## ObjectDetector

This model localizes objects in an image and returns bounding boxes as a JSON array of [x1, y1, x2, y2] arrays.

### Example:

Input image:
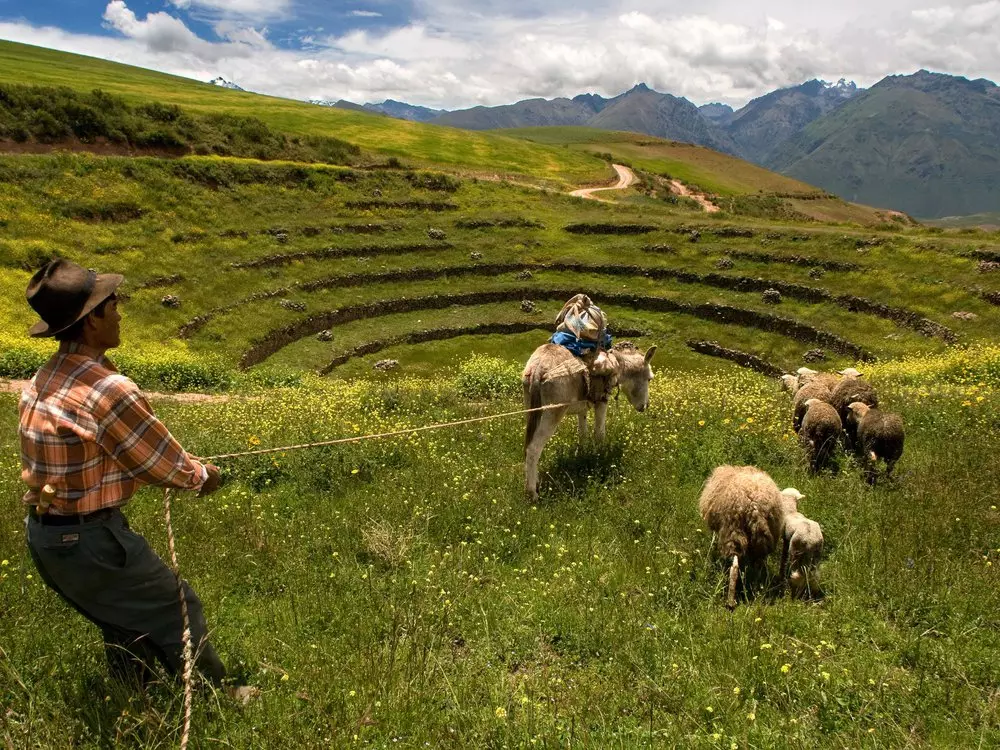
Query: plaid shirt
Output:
[[19, 342, 207, 516]]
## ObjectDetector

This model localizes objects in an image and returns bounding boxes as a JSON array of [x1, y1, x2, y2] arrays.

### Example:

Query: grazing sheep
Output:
[[847, 402, 905, 484], [779, 490, 824, 599], [698, 465, 800, 609], [780, 373, 799, 393], [800, 398, 843, 473], [830, 372, 879, 446], [796, 367, 841, 389], [792, 381, 834, 432]]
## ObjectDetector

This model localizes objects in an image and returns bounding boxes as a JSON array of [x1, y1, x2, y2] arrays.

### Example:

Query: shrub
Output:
[[455, 355, 522, 400]]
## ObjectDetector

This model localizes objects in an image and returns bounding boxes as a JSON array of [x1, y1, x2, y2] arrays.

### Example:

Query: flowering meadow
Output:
[[2, 345, 999, 748]]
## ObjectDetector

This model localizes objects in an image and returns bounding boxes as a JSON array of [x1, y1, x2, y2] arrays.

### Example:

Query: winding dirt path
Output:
[[668, 179, 720, 213], [569, 164, 636, 201], [1, 379, 229, 403]]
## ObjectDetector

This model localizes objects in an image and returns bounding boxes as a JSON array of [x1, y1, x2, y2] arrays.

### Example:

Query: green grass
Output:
[[0, 41, 607, 186], [2, 42, 1000, 748], [2, 347, 1000, 747]]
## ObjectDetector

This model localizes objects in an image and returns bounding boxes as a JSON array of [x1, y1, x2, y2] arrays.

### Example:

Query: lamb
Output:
[[698, 465, 801, 609], [779, 490, 824, 599], [846, 402, 905, 484], [800, 399, 843, 473], [792, 380, 833, 432]]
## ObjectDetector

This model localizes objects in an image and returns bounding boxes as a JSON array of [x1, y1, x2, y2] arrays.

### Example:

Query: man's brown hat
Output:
[[25, 259, 123, 338]]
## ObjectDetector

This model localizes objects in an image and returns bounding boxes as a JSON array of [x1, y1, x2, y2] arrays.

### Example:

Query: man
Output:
[[19, 258, 249, 698]]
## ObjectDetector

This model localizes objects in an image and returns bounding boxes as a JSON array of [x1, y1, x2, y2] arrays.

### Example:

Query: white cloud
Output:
[[350, 10, 384, 17], [167, 0, 293, 20], [2, 0, 999, 110]]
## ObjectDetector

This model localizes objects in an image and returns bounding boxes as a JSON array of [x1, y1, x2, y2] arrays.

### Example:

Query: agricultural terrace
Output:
[[1, 42, 1000, 748]]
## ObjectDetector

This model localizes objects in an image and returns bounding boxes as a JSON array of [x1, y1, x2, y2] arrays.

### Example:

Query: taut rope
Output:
[[200, 402, 570, 461], [163, 400, 570, 747]]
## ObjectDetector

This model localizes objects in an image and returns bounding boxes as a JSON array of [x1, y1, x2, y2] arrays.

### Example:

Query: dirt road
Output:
[[1, 379, 228, 403], [569, 164, 636, 201], [668, 179, 720, 213]]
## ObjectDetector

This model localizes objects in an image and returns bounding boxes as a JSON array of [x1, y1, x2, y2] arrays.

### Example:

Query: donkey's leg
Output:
[[593, 401, 609, 443], [525, 409, 564, 500], [577, 412, 588, 445]]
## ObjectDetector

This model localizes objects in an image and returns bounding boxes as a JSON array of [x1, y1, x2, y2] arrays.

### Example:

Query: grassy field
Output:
[[502, 128, 900, 224], [2, 42, 1000, 749], [2, 347, 1000, 747], [0, 41, 607, 187]]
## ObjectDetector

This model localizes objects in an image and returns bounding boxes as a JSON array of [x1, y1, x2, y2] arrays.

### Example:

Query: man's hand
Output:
[[198, 463, 222, 497]]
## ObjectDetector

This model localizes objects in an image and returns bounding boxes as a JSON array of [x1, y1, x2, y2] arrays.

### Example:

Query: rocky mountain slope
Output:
[[727, 79, 860, 162], [767, 71, 1000, 218]]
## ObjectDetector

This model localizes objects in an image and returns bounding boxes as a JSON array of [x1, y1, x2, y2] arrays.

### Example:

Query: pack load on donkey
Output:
[[551, 293, 616, 401]]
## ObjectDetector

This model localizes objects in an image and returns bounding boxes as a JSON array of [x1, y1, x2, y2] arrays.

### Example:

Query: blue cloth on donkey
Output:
[[550, 294, 612, 355]]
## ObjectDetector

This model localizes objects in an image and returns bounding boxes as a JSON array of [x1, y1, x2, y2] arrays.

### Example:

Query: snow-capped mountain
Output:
[[209, 77, 244, 91]]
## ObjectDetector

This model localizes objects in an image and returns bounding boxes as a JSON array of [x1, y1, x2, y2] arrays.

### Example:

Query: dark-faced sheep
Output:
[[800, 398, 843, 473], [698, 465, 801, 609], [779, 491, 824, 599], [846, 402, 904, 484], [830, 370, 878, 446]]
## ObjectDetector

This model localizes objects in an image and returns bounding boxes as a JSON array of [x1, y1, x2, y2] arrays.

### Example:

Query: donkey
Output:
[[522, 341, 656, 500]]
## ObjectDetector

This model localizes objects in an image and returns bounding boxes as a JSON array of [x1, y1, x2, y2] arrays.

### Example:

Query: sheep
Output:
[[792, 380, 834, 432], [778, 490, 824, 599], [780, 373, 799, 393], [846, 402, 904, 484], [830, 372, 879, 447], [698, 465, 801, 609], [796, 367, 841, 389], [800, 398, 843, 473]]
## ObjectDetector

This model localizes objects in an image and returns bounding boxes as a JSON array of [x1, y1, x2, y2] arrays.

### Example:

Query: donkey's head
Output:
[[612, 342, 657, 412]]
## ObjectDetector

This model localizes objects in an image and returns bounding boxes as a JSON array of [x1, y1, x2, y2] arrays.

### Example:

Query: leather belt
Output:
[[30, 507, 117, 526]]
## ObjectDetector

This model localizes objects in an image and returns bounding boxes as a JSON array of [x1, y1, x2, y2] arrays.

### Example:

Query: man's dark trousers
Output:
[[26, 508, 226, 686]]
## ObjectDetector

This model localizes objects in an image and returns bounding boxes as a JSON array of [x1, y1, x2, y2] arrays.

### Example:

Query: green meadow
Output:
[[2, 43, 1000, 749]]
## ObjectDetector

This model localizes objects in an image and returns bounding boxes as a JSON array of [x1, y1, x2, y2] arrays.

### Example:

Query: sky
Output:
[[0, 0, 998, 109]]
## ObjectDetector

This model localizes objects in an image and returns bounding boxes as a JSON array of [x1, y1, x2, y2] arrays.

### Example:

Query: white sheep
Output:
[[698, 465, 801, 609], [779, 490, 824, 599]]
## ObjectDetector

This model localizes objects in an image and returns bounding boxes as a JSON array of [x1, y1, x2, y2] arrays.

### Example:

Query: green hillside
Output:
[[2, 41, 1000, 750], [503, 127, 897, 223], [768, 71, 1000, 218], [0, 40, 606, 186]]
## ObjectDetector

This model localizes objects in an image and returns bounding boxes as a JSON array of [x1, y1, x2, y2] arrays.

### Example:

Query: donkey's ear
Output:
[[644, 345, 657, 364]]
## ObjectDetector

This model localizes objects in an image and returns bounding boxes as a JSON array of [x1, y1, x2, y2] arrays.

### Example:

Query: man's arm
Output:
[[96, 378, 214, 492]]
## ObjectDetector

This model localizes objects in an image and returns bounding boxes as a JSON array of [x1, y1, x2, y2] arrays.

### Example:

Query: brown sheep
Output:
[[698, 465, 801, 609], [800, 398, 843, 473], [792, 381, 833, 432], [846, 402, 904, 484], [830, 371, 878, 446], [797, 367, 841, 389]]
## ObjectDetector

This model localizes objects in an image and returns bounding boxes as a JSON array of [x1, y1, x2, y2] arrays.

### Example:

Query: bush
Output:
[[0, 347, 48, 379], [0, 83, 360, 165], [455, 355, 522, 400]]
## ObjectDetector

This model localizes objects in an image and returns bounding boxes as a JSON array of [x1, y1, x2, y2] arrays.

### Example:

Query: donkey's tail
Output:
[[524, 370, 543, 456]]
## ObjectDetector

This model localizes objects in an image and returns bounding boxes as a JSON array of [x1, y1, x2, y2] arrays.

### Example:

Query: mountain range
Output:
[[309, 72, 999, 219]]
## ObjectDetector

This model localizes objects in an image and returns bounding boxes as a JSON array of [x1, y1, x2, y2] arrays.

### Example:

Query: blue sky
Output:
[[0, 0, 997, 109]]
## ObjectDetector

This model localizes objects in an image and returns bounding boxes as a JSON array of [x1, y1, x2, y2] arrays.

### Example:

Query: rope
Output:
[[201, 402, 571, 461], [163, 488, 194, 750]]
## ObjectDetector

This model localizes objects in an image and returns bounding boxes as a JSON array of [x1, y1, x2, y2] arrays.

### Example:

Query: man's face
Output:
[[88, 296, 121, 349]]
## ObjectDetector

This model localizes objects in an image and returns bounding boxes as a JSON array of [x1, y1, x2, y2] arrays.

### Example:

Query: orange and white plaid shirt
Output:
[[19, 342, 207, 516]]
